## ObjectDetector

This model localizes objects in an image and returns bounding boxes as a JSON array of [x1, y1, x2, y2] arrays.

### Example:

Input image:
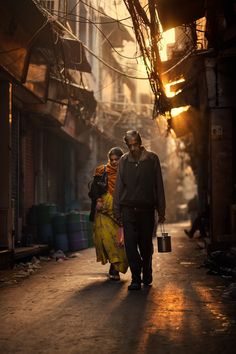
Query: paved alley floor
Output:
[[0, 221, 236, 354]]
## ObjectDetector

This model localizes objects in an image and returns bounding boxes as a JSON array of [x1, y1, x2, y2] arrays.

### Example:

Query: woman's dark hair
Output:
[[123, 130, 142, 145], [108, 147, 124, 158]]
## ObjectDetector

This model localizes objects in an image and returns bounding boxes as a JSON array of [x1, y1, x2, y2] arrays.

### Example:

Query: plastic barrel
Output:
[[67, 211, 82, 233], [67, 211, 88, 251], [52, 214, 69, 252], [53, 233, 69, 252], [38, 223, 53, 246], [37, 203, 57, 245], [53, 213, 67, 234], [67, 231, 88, 251], [37, 203, 57, 224], [78, 211, 93, 247]]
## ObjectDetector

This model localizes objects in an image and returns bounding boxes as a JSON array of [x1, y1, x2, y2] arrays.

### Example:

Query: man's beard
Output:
[[131, 150, 141, 159]]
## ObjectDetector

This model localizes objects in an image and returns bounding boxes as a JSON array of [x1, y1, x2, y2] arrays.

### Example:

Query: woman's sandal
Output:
[[109, 274, 120, 280], [109, 264, 120, 280]]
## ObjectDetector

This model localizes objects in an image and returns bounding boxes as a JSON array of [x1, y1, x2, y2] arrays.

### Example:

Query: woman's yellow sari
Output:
[[93, 191, 128, 273]]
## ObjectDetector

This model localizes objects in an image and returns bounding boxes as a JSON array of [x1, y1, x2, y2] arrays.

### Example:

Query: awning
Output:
[[0, 0, 92, 84], [55, 37, 91, 73], [170, 108, 194, 137], [23, 78, 69, 124], [155, 0, 205, 31], [0, 0, 53, 82], [100, 15, 134, 47], [70, 82, 97, 117], [23, 47, 50, 102], [170, 82, 198, 108], [163, 56, 205, 108], [51, 77, 97, 119]]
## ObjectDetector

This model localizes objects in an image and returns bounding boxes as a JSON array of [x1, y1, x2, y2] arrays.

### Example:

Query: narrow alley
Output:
[[1, 222, 236, 354], [1, 1, 236, 353]]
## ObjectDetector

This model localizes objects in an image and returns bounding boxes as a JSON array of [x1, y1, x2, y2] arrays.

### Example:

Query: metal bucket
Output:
[[157, 232, 172, 253]]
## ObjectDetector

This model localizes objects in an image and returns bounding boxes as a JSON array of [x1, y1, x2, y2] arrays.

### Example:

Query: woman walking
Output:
[[92, 147, 128, 280]]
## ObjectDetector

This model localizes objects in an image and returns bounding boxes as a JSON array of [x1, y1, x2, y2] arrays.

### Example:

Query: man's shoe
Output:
[[128, 282, 141, 291], [142, 279, 152, 286], [142, 273, 152, 286]]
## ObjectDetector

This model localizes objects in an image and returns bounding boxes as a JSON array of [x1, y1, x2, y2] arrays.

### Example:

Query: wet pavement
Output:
[[0, 221, 236, 354]]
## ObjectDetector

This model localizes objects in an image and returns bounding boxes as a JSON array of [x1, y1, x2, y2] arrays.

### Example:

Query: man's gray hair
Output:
[[123, 130, 142, 145]]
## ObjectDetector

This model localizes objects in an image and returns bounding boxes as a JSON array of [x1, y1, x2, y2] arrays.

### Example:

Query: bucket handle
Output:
[[159, 223, 167, 237]]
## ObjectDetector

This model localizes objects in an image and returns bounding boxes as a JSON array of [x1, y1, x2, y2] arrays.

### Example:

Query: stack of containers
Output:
[[67, 211, 89, 251], [37, 203, 57, 246], [52, 213, 69, 252], [79, 211, 94, 247]]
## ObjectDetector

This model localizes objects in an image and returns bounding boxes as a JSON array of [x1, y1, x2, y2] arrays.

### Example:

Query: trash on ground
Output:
[[222, 283, 236, 301], [201, 248, 236, 279], [51, 249, 68, 261]]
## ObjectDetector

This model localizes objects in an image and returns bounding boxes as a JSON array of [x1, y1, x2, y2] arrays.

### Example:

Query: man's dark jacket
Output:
[[113, 147, 166, 224]]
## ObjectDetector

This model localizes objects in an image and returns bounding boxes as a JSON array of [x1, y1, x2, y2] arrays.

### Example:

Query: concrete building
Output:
[[155, 0, 236, 246]]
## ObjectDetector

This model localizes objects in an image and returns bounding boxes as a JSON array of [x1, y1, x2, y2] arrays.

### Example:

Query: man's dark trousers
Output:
[[122, 207, 155, 284]]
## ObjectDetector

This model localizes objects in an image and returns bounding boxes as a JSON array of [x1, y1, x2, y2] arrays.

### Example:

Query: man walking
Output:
[[113, 130, 166, 290]]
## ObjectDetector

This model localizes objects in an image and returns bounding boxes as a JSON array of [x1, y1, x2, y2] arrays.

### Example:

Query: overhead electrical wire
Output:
[[31, 0, 202, 117], [51, 10, 142, 60], [94, 75, 120, 94], [0, 16, 51, 68], [162, 49, 196, 75], [68, 0, 81, 15], [33, 1, 149, 80], [75, 36, 149, 80], [52, 6, 143, 65], [0, 16, 51, 55], [79, 0, 134, 26], [122, 0, 172, 116], [52, 8, 133, 28]]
